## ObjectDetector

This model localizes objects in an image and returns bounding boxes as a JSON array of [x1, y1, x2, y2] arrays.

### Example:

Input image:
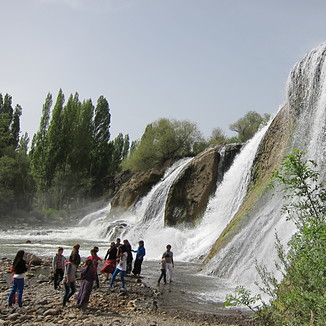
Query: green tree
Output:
[[0, 93, 34, 216], [91, 96, 112, 187], [209, 127, 226, 145], [30, 93, 52, 193], [123, 118, 204, 171], [0, 94, 14, 152], [229, 111, 270, 142], [46, 89, 65, 189], [122, 134, 130, 160]]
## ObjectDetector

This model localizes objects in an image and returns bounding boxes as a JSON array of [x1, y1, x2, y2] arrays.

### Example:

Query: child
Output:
[[52, 247, 66, 289], [158, 256, 167, 284], [62, 259, 77, 307], [110, 245, 128, 289]]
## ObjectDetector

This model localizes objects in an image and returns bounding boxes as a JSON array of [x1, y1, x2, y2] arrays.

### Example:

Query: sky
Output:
[[1, 0, 326, 142]]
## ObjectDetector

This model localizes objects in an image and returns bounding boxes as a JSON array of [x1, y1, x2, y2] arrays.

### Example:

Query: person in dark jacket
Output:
[[132, 240, 146, 276], [123, 239, 133, 274], [8, 250, 29, 308]]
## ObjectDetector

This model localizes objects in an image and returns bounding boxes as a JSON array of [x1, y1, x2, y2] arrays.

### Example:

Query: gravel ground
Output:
[[0, 257, 256, 326]]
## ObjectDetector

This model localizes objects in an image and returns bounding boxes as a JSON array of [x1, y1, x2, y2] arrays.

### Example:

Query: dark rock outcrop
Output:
[[110, 145, 242, 226], [110, 159, 175, 210], [165, 144, 242, 226]]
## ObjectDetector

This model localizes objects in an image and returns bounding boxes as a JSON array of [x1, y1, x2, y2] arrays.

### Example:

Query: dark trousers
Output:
[[95, 273, 100, 288], [54, 268, 64, 289], [63, 281, 76, 306], [158, 269, 166, 283], [132, 258, 143, 275]]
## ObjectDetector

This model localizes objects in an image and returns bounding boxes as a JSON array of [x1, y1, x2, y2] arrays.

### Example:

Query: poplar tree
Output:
[[30, 93, 52, 192], [0, 93, 33, 215], [46, 89, 65, 188], [91, 96, 112, 187]]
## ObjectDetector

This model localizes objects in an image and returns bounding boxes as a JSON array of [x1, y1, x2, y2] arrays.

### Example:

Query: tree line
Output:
[[0, 90, 269, 218]]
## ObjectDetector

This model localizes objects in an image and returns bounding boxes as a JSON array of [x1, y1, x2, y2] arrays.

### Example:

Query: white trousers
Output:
[[166, 263, 173, 282]]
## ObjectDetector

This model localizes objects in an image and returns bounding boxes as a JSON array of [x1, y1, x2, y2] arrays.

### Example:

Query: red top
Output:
[[87, 255, 102, 272]]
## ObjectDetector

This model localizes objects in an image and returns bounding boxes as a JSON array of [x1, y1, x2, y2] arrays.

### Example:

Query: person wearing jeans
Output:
[[8, 250, 28, 308], [62, 260, 77, 306], [110, 245, 128, 288]]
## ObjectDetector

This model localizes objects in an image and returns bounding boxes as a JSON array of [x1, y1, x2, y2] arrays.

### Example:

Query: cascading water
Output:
[[2, 43, 325, 305], [288, 43, 326, 174], [175, 123, 272, 262], [201, 43, 326, 297]]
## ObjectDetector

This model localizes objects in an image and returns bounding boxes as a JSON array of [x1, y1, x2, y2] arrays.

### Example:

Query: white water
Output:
[[1, 43, 325, 304], [202, 43, 326, 297]]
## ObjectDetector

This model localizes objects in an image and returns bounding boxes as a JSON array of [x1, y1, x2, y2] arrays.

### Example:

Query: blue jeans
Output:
[[63, 281, 76, 306], [8, 278, 24, 307], [110, 268, 126, 288]]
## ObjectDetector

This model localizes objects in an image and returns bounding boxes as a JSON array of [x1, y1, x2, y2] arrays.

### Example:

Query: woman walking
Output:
[[8, 250, 29, 308], [76, 259, 97, 312]]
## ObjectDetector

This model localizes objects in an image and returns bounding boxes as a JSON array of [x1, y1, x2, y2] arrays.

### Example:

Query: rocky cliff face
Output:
[[110, 159, 174, 210], [110, 145, 242, 225], [165, 144, 242, 226]]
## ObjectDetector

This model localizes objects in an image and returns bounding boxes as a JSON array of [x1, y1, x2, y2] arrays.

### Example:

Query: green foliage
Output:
[[90, 96, 113, 188], [0, 93, 34, 217], [109, 133, 130, 174], [225, 150, 326, 325], [229, 111, 270, 142], [208, 127, 227, 145], [123, 118, 205, 171], [29, 91, 119, 209]]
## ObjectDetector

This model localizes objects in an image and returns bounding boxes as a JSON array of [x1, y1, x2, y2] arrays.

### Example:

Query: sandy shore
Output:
[[0, 256, 256, 326]]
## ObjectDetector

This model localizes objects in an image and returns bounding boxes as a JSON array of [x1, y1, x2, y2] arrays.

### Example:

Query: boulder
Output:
[[165, 144, 242, 226], [24, 252, 42, 266], [110, 159, 175, 210]]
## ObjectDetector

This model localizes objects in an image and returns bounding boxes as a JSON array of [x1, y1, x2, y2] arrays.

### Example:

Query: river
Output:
[[0, 224, 244, 315]]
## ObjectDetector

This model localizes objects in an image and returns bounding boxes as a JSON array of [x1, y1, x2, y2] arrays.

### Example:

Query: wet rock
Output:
[[24, 252, 42, 266], [44, 308, 60, 316], [7, 312, 20, 320]]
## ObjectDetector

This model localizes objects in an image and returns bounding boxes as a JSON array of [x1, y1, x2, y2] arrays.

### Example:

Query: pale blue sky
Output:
[[1, 0, 326, 142]]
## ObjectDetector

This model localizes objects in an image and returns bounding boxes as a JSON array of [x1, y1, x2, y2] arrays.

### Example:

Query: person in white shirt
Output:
[[162, 245, 174, 283], [109, 245, 128, 289]]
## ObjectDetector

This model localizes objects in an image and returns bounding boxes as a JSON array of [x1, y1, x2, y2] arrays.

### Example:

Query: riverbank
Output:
[[0, 257, 256, 326]]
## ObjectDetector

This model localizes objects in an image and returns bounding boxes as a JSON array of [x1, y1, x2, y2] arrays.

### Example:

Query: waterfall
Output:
[[63, 42, 325, 301], [103, 158, 194, 259], [176, 123, 272, 262], [287, 43, 326, 175], [201, 43, 326, 295]]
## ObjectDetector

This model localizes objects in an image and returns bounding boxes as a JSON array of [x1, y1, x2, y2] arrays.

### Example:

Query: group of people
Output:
[[7, 240, 174, 312]]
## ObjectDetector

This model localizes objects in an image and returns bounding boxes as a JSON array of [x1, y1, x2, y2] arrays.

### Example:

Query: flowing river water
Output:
[[0, 225, 243, 315]]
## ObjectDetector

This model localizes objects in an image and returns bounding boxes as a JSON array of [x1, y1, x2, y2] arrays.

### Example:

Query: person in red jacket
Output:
[[87, 247, 102, 288]]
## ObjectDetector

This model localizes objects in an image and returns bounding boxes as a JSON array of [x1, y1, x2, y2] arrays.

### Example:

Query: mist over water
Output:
[[1, 43, 326, 304]]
